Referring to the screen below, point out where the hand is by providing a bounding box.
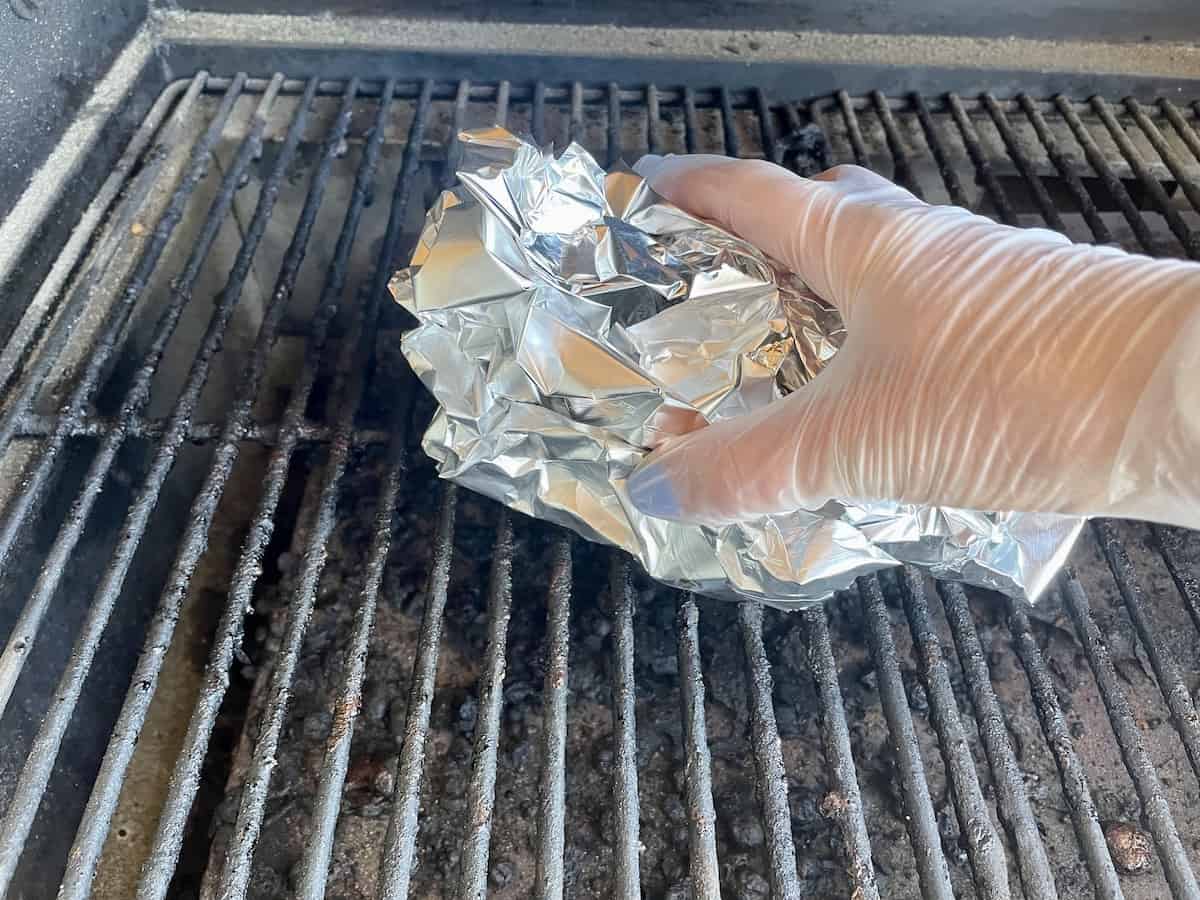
[626,155,1200,529]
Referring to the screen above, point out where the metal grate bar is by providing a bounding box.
[737,602,802,897]
[1053,97,1162,253]
[646,85,662,154]
[836,90,871,166]
[608,82,622,165]
[1059,571,1200,900]
[898,570,1010,900]
[0,80,191,458]
[169,77,830,110]
[1007,601,1124,900]
[0,72,269,896]
[442,86,508,900]
[496,80,511,128]
[859,575,955,900]
[756,89,777,163]
[871,90,923,198]
[570,82,585,145]
[7,79,1200,900]
[912,93,967,206]
[608,555,642,899]
[800,607,880,900]
[1159,99,1200,165]
[139,303,336,900]
[378,482,458,900]
[0,78,190,396]
[442,79,471,191]
[1091,97,1199,258]
[0,72,211,576]
[132,78,360,900]
[677,597,720,900]
[456,511,516,900]
[532,81,547,146]
[10,411,389,446]
[983,93,1067,231]
[58,72,319,900]
[1123,98,1200,214]
[534,535,573,900]
[1091,520,1200,782]
[0,71,219,464]
[295,443,409,900]
[211,76,412,900]
[0,71,249,718]
[946,93,1018,225]
[682,87,699,154]
[938,583,1059,900]
[1150,525,1200,636]
[1018,94,1113,242]
[719,86,739,157]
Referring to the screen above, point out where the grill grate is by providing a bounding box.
[0,74,1198,900]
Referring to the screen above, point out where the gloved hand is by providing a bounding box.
[627,155,1200,530]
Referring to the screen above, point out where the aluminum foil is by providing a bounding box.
[391,127,1082,608]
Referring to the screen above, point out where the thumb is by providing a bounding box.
[626,361,859,525]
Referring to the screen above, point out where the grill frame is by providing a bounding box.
[0,67,1198,900]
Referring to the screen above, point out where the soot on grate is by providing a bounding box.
[0,75,1199,900]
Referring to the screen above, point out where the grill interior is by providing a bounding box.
[0,72,1200,900]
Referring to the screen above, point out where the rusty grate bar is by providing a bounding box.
[0,71,246,718]
[10,411,390,446]
[1091,96,1199,258]
[983,93,1066,230]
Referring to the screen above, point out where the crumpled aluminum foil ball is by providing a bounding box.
[389,127,1082,608]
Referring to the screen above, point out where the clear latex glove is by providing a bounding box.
[626,155,1200,530]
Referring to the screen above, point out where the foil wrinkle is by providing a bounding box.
[391,128,1082,609]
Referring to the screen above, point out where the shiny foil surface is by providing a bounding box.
[390,128,1082,608]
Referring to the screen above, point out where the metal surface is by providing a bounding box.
[608,554,643,899]
[456,511,516,900]
[677,596,722,900]
[1,74,1199,900]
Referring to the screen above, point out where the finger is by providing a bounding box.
[626,371,850,525]
[634,156,918,307]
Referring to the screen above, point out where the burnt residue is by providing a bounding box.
[1104,821,1154,876]
[16,80,1200,900]
[202,429,1200,900]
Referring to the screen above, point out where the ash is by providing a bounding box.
[201,344,1200,900]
